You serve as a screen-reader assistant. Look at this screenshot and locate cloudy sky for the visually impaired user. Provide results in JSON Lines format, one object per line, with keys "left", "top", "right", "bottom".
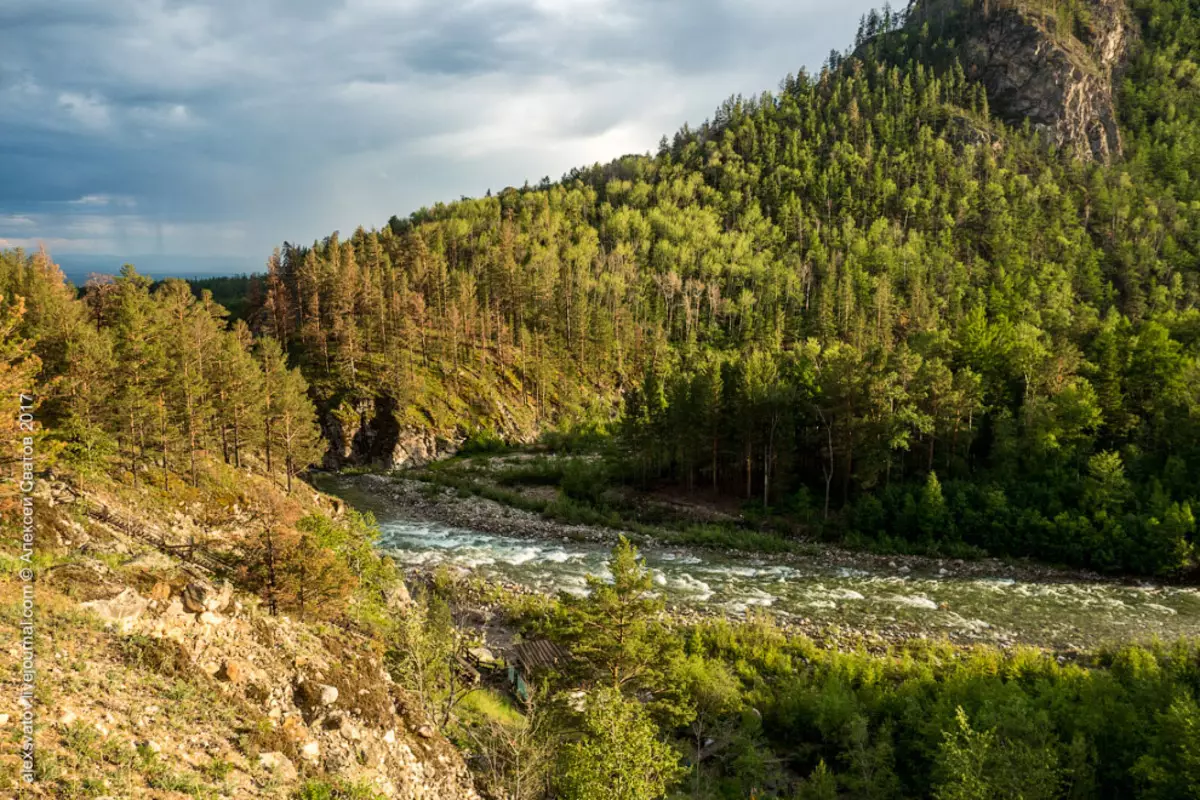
{"left": 0, "top": 0, "right": 875, "bottom": 273}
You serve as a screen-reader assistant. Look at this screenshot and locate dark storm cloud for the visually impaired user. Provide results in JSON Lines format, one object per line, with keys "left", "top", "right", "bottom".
{"left": 0, "top": 0, "right": 877, "bottom": 261}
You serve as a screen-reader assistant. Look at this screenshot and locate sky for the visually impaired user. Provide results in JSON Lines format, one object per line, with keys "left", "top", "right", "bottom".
{"left": 0, "top": 0, "right": 877, "bottom": 274}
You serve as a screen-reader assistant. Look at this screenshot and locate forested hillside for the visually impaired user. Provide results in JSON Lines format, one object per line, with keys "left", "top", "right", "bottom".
{"left": 0, "top": 253, "right": 322, "bottom": 498}
{"left": 230, "top": 0, "right": 1200, "bottom": 575}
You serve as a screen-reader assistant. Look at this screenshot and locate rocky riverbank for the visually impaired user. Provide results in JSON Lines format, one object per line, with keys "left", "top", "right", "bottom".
{"left": 331, "top": 471, "right": 1115, "bottom": 586}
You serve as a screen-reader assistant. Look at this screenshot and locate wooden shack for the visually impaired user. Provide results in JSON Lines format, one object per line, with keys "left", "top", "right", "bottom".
{"left": 506, "top": 639, "right": 571, "bottom": 703}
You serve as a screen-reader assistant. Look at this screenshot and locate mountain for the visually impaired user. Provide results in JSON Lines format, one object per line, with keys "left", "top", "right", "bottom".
{"left": 228, "top": 0, "right": 1199, "bottom": 574}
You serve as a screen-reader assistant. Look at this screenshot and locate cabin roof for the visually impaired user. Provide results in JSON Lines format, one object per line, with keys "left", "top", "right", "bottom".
{"left": 511, "top": 639, "right": 571, "bottom": 671}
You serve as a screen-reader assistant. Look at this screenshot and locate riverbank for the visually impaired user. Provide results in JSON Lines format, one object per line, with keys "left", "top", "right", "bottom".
{"left": 326, "top": 471, "right": 1108, "bottom": 586}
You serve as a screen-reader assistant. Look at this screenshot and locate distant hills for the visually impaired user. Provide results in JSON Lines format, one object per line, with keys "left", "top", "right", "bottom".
{"left": 53, "top": 253, "right": 259, "bottom": 286}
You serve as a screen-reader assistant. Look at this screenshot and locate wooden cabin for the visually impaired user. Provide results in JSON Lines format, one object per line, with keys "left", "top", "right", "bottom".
{"left": 506, "top": 639, "right": 571, "bottom": 703}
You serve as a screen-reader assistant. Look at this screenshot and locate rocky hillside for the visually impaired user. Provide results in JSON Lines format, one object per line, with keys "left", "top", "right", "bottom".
{"left": 0, "top": 476, "right": 479, "bottom": 799}
{"left": 912, "top": 0, "right": 1130, "bottom": 161}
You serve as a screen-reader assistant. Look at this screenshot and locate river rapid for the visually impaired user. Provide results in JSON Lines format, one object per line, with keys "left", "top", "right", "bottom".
{"left": 325, "top": 474, "right": 1200, "bottom": 650}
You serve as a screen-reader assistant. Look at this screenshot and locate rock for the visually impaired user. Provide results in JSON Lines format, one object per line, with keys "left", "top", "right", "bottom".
{"left": 0, "top": 714, "right": 9, "bottom": 725}
{"left": 82, "top": 588, "right": 149, "bottom": 631}
{"left": 258, "top": 751, "right": 298, "bottom": 782}
{"left": 57, "top": 710, "right": 78, "bottom": 728}
{"left": 318, "top": 684, "right": 339, "bottom": 706}
{"left": 148, "top": 581, "right": 171, "bottom": 602}
{"left": 321, "top": 395, "right": 463, "bottom": 469}
{"left": 181, "top": 583, "right": 208, "bottom": 613}
{"left": 300, "top": 740, "right": 321, "bottom": 761}
{"left": 910, "top": 0, "right": 1126, "bottom": 162}
{"left": 281, "top": 716, "right": 308, "bottom": 743}
{"left": 145, "top": 740, "right": 162, "bottom": 754}
{"left": 205, "top": 581, "right": 234, "bottom": 613}
{"left": 385, "top": 581, "right": 412, "bottom": 610}
{"left": 198, "top": 611, "right": 224, "bottom": 626}
{"left": 217, "top": 659, "right": 245, "bottom": 683}
{"left": 467, "top": 646, "right": 496, "bottom": 666}
{"left": 417, "top": 724, "right": 436, "bottom": 739}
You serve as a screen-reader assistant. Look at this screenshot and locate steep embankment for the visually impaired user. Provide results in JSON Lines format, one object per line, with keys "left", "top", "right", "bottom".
{"left": 0, "top": 475, "right": 478, "bottom": 799}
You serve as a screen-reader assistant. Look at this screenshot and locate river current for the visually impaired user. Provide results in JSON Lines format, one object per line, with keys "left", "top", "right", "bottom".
{"left": 369, "top": 514, "right": 1200, "bottom": 649}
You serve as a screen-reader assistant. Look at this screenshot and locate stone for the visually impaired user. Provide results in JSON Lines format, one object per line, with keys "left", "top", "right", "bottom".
{"left": 317, "top": 684, "right": 339, "bottom": 706}
{"left": 57, "top": 710, "right": 78, "bottom": 728}
{"left": 82, "top": 588, "right": 149, "bottom": 631}
{"left": 467, "top": 646, "right": 496, "bottom": 666}
{"left": 911, "top": 0, "right": 1126, "bottom": 162}
{"left": 148, "top": 581, "right": 171, "bottom": 602}
{"left": 198, "top": 611, "right": 223, "bottom": 626}
{"left": 258, "top": 751, "right": 298, "bottom": 782}
{"left": 0, "top": 714, "right": 9, "bottom": 725}
{"left": 145, "top": 740, "right": 162, "bottom": 754}
{"left": 416, "top": 724, "right": 435, "bottom": 739}
{"left": 205, "top": 581, "right": 234, "bottom": 613}
{"left": 300, "top": 740, "right": 321, "bottom": 761}
{"left": 217, "top": 659, "right": 245, "bottom": 683}
{"left": 385, "top": 581, "right": 412, "bottom": 610}
{"left": 181, "top": 583, "right": 208, "bottom": 613}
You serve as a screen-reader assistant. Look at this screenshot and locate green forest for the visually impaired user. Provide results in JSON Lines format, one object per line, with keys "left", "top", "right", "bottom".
{"left": 214, "top": 0, "right": 1200, "bottom": 574}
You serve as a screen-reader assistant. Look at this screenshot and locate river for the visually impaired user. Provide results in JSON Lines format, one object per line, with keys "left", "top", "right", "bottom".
{"left": 326, "top": 475, "right": 1200, "bottom": 650}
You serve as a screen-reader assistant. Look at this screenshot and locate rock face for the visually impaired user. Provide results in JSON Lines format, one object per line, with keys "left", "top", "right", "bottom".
{"left": 321, "top": 396, "right": 461, "bottom": 470}
{"left": 81, "top": 577, "right": 480, "bottom": 799}
{"left": 914, "top": 0, "right": 1129, "bottom": 162}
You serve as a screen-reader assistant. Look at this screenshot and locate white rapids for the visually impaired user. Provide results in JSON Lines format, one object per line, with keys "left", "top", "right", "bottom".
{"left": 376, "top": 518, "right": 1200, "bottom": 647}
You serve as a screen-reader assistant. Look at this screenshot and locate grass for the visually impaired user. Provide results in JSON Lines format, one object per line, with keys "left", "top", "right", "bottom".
{"left": 456, "top": 688, "right": 527, "bottom": 728}
{"left": 294, "top": 778, "right": 387, "bottom": 799}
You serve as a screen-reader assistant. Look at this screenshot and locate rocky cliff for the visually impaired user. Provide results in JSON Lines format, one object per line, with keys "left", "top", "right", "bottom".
{"left": 2, "top": 478, "right": 480, "bottom": 799}
{"left": 912, "top": 0, "right": 1130, "bottom": 162}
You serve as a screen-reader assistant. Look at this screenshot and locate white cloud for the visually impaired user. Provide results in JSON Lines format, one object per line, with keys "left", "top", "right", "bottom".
{"left": 67, "top": 194, "right": 137, "bottom": 208}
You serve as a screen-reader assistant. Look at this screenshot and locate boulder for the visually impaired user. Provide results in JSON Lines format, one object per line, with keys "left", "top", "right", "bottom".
{"left": 82, "top": 588, "right": 149, "bottom": 631}
{"left": 206, "top": 581, "right": 234, "bottom": 613}
{"left": 181, "top": 583, "right": 208, "bottom": 613}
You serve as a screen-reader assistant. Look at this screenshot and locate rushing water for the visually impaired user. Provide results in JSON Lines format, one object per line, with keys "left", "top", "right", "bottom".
{"left": 369, "top": 515, "right": 1200, "bottom": 649}
{"left": 321, "top": 476, "right": 1200, "bottom": 648}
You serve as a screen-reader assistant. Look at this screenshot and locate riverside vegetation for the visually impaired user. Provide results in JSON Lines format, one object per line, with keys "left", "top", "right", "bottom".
{"left": 3, "top": 0, "right": 1200, "bottom": 796}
